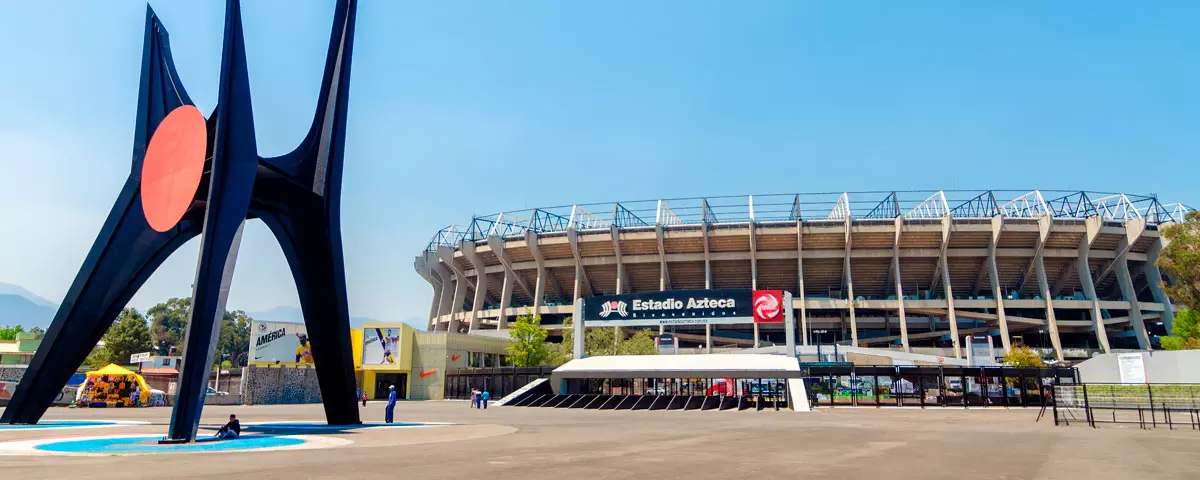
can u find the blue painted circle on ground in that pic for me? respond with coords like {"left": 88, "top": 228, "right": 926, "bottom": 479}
{"left": 0, "top": 420, "right": 121, "bottom": 430}
{"left": 34, "top": 435, "right": 305, "bottom": 454}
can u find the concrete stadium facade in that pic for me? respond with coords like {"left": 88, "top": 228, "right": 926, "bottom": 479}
{"left": 415, "top": 190, "right": 1194, "bottom": 361}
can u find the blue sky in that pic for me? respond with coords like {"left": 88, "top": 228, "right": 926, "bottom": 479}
{"left": 1, "top": 1, "right": 1197, "bottom": 327}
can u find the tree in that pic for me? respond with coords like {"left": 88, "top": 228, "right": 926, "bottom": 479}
{"left": 0, "top": 324, "right": 24, "bottom": 341}
{"left": 89, "top": 308, "right": 153, "bottom": 367}
{"left": 218, "top": 310, "right": 252, "bottom": 367}
{"left": 147, "top": 297, "right": 191, "bottom": 356}
{"left": 1160, "top": 308, "right": 1200, "bottom": 350}
{"left": 1002, "top": 345, "right": 1045, "bottom": 368}
{"left": 506, "top": 314, "right": 551, "bottom": 367}
{"left": 619, "top": 329, "right": 657, "bottom": 355}
{"left": 553, "top": 316, "right": 658, "bottom": 363}
{"left": 29, "top": 326, "right": 45, "bottom": 339}
{"left": 1158, "top": 210, "right": 1200, "bottom": 310}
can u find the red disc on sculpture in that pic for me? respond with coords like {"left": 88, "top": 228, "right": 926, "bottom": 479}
{"left": 140, "top": 105, "right": 207, "bottom": 232}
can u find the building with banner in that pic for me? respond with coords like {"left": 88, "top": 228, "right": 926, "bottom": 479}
{"left": 349, "top": 324, "right": 510, "bottom": 401}
{"left": 415, "top": 190, "right": 1193, "bottom": 362}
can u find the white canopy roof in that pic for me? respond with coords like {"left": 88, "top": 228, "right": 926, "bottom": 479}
{"left": 552, "top": 354, "right": 800, "bottom": 379}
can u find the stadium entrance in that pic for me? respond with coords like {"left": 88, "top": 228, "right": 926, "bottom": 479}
{"left": 372, "top": 373, "right": 407, "bottom": 400}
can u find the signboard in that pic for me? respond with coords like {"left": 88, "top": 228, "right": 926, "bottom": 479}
{"left": 1117, "top": 353, "right": 1147, "bottom": 385}
{"left": 656, "top": 333, "right": 678, "bottom": 355}
{"left": 752, "top": 290, "right": 784, "bottom": 323}
{"left": 129, "top": 352, "right": 152, "bottom": 364}
{"left": 582, "top": 289, "right": 760, "bottom": 327}
{"left": 249, "top": 321, "right": 313, "bottom": 365}
{"left": 362, "top": 327, "right": 402, "bottom": 366}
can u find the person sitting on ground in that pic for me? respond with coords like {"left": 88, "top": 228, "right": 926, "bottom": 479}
{"left": 216, "top": 414, "right": 241, "bottom": 440}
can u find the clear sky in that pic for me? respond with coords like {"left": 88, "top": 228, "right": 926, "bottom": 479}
{"left": 1, "top": 1, "right": 1197, "bottom": 327}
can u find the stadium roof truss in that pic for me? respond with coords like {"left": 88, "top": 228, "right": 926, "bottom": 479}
{"left": 425, "top": 190, "right": 1195, "bottom": 252}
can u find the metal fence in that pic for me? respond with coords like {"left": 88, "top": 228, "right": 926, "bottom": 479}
{"left": 1053, "top": 384, "right": 1200, "bottom": 430}
{"left": 444, "top": 367, "right": 555, "bottom": 400}
{"left": 802, "top": 365, "right": 1077, "bottom": 408}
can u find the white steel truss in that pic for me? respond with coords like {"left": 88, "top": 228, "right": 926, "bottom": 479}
{"left": 826, "top": 193, "right": 851, "bottom": 220}
{"left": 904, "top": 191, "right": 950, "bottom": 219}
{"left": 999, "top": 190, "right": 1049, "bottom": 218}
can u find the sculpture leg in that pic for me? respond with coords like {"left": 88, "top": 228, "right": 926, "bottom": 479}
{"left": 260, "top": 206, "right": 360, "bottom": 425}
{"left": 1, "top": 184, "right": 200, "bottom": 424}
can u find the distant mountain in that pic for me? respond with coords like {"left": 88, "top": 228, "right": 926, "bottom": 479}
{"left": 243, "top": 306, "right": 425, "bottom": 331}
{"left": 0, "top": 294, "right": 56, "bottom": 329}
{"left": 0, "top": 282, "right": 55, "bottom": 307}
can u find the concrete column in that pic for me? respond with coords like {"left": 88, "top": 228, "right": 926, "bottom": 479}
{"left": 427, "top": 279, "right": 443, "bottom": 330}
{"left": 797, "top": 221, "right": 808, "bottom": 345}
{"left": 986, "top": 215, "right": 1012, "bottom": 353}
{"left": 753, "top": 323, "right": 760, "bottom": 348}
{"left": 892, "top": 218, "right": 909, "bottom": 352}
{"left": 498, "top": 271, "right": 514, "bottom": 330}
{"left": 532, "top": 266, "right": 546, "bottom": 313}
{"left": 938, "top": 216, "right": 961, "bottom": 358}
{"left": 1034, "top": 253, "right": 1064, "bottom": 362}
{"left": 703, "top": 226, "right": 712, "bottom": 289}
{"left": 844, "top": 218, "right": 858, "bottom": 347}
{"left": 611, "top": 226, "right": 628, "bottom": 295}
{"left": 656, "top": 226, "right": 670, "bottom": 290}
{"left": 705, "top": 323, "right": 712, "bottom": 353}
{"left": 449, "top": 276, "right": 468, "bottom": 333}
{"left": 414, "top": 256, "right": 443, "bottom": 329}
{"left": 749, "top": 222, "right": 758, "bottom": 290}
{"left": 462, "top": 242, "right": 488, "bottom": 334}
{"left": 431, "top": 260, "right": 455, "bottom": 331}
{"left": 1145, "top": 238, "right": 1176, "bottom": 333}
{"left": 1114, "top": 257, "right": 1151, "bottom": 350}
{"left": 1078, "top": 217, "right": 1111, "bottom": 353}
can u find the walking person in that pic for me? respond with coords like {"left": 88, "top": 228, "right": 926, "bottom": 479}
{"left": 470, "top": 388, "right": 479, "bottom": 409}
{"left": 385, "top": 385, "right": 397, "bottom": 424}
{"left": 361, "top": 389, "right": 368, "bottom": 407}
{"left": 481, "top": 390, "right": 490, "bottom": 409}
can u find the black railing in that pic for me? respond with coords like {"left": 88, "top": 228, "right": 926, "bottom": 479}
{"left": 1053, "top": 383, "right": 1200, "bottom": 430}
{"left": 801, "top": 365, "right": 1077, "bottom": 408}
{"left": 444, "top": 367, "right": 555, "bottom": 400}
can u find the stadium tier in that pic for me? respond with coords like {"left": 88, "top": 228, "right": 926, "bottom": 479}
{"left": 415, "top": 190, "right": 1194, "bottom": 360}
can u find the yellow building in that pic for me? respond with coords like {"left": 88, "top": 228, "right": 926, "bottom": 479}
{"left": 353, "top": 324, "right": 510, "bottom": 401}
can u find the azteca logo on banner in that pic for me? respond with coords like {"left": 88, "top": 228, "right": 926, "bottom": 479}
{"left": 599, "top": 300, "right": 628, "bottom": 318}
{"left": 752, "top": 290, "right": 783, "bottom": 323}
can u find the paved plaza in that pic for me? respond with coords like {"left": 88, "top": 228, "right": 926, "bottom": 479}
{"left": 2, "top": 402, "right": 1198, "bottom": 479}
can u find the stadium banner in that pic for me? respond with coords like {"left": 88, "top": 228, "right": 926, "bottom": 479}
{"left": 249, "top": 321, "right": 313, "bottom": 365}
{"left": 583, "top": 289, "right": 787, "bottom": 327}
{"left": 362, "top": 327, "right": 402, "bottom": 366}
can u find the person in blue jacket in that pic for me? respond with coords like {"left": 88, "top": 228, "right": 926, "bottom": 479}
{"left": 480, "top": 390, "right": 490, "bottom": 409}
{"left": 385, "top": 385, "right": 397, "bottom": 424}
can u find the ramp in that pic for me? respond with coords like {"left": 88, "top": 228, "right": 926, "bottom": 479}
{"left": 495, "top": 378, "right": 550, "bottom": 407}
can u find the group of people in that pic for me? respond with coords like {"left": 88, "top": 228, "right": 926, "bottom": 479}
{"left": 469, "top": 387, "right": 490, "bottom": 409}
{"left": 79, "top": 375, "right": 140, "bottom": 407}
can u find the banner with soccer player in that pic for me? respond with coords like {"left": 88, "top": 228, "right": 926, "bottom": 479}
{"left": 362, "top": 327, "right": 401, "bottom": 365}
{"left": 250, "top": 321, "right": 313, "bottom": 365}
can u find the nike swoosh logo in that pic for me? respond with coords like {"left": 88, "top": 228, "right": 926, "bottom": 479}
{"left": 419, "top": 370, "right": 437, "bottom": 378}
{"left": 451, "top": 355, "right": 461, "bottom": 361}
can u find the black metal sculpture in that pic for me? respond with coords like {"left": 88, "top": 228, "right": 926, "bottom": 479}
{"left": 0, "top": 0, "right": 361, "bottom": 442}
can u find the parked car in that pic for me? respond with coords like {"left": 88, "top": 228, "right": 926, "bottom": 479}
{"left": 206, "top": 387, "right": 228, "bottom": 396}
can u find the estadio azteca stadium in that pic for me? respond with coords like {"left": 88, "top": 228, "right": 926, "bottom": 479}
{"left": 415, "top": 190, "right": 1193, "bottom": 361}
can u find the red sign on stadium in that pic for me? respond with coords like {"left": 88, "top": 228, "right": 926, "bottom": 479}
{"left": 752, "top": 290, "right": 783, "bottom": 323}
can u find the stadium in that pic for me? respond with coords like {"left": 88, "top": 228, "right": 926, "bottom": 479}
{"left": 415, "top": 190, "right": 1193, "bottom": 362}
